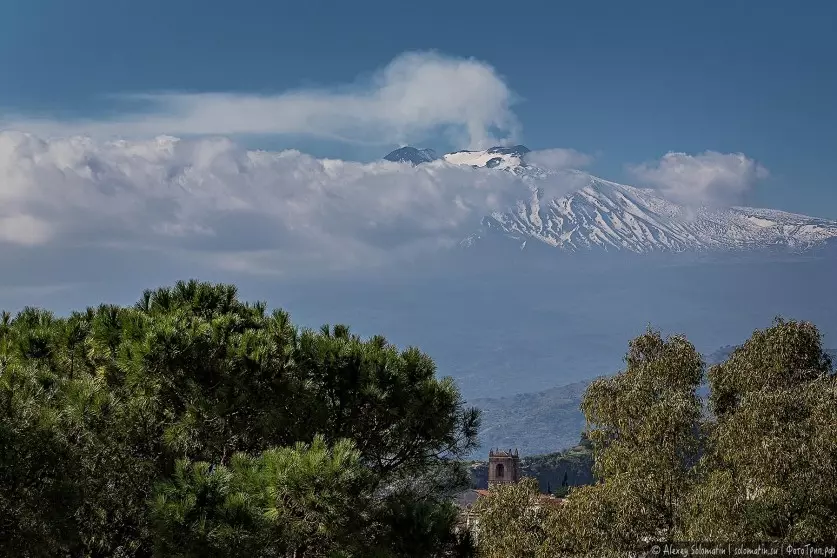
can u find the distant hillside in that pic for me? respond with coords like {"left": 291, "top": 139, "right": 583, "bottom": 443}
{"left": 469, "top": 436, "right": 594, "bottom": 493}
{"left": 471, "top": 380, "right": 588, "bottom": 457}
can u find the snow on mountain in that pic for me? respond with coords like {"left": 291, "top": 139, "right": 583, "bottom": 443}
{"left": 463, "top": 175, "right": 837, "bottom": 253}
{"left": 382, "top": 144, "right": 837, "bottom": 254}
{"left": 443, "top": 145, "right": 531, "bottom": 170}
{"left": 445, "top": 145, "right": 837, "bottom": 254}
{"left": 383, "top": 146, "right": 438, "bottom": 165}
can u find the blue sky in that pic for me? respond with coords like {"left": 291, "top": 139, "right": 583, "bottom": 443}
{"left": 2, "top": 0, "right": 836, "bottom": 217}
{"left": 3, "top": 0, "right": 837, "bottom": 393}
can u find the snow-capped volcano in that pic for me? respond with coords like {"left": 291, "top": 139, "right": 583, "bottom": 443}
{"left": 464, "top": 174, "right": 837, "bottom": 253}
{"left": 386, "top": 145, "right": 837, "bottom": 254}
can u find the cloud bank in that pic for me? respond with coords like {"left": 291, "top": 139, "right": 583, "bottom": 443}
{"left": 0, "top": 131, "right": 561, "bottom": 277}
{"left": 629, "top": 151, "right": 769, "bottom": 206}
{"left": 4, "top": 52, "right": 519, "bottom": 150}
{"left": 0, "top": 131, "right": 773, "bottom": 281}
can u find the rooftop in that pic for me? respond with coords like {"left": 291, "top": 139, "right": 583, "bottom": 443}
{"left": 488, "top": 448, "right": 519, "bottom": 458}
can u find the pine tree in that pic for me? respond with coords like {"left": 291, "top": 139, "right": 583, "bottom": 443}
{"left": 0, "top": 280, "right": 480, "bottom": 557}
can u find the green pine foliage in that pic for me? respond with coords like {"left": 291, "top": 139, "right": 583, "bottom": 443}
{"left": 4, "top": 282, "right": 835, "bottom": 555}
{"left": 0, "top": 281, "right": 479, "bottom": 557}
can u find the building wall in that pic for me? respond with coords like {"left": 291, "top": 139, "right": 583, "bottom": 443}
{"left": 487, "top": 452, "right": 520, "bottom": 486}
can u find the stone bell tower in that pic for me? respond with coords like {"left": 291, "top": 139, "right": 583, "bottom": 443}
{"left": 487, "top": 448, "right": 520, "bottom": 487}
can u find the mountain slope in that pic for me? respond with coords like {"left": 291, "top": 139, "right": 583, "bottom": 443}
{"left": 437, "top": 145, "right": 837, "bottom": 254}
{"left": 466, "top": 175, "right": 837, "bottom": 253}
{"left": 381, "top": 144, "right": 837, "bottom": 254}
{"left": 383, "top": 146, "right": 438, "bottom": 165}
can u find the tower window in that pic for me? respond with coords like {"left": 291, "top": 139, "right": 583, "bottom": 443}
{"left": 496, "top": 463, "right": 505, "bottom": 479}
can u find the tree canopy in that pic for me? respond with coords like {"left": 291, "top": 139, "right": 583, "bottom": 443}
{"left": 4, "top": 282, "right": 835, "bottom": 555}
{"left": 687, "top": 318, "right": 837, "bottom": 540}
{"left": 472, "top": 477, "right": 556, "bottom": 558}
{"left": 549, "top": 329, "right": 704, "bottom": 553}
{"left": 0, "top": 280, "right": 479, "bottom": 557}
{"left": 474, "top": 319, "right": 837, "bottom": 556}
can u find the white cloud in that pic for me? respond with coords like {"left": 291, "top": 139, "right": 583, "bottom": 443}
{"left": 0, "top": 131, "right": 550, "bottom": 275}
{"left": 3, "top": 52, "right": 518, "bottom": 150}
{"left": 0, "top": 215, "right": 53, "bottom": 245}
{"left": 628, "top": 151, "right": 769, "bottom": 206}
{"left": 527, "top": 148, "right": 593, "bottom": 170}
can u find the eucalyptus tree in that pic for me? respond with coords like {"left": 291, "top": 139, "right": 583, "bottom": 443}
{"left": 548, "top": 328, "right": 704, "bottom": 553}
{"left": 685, "top": 318, "right": 837, "bottom": 540}
{"left": 473, "top": 477, "right": 555, "bottom": 558}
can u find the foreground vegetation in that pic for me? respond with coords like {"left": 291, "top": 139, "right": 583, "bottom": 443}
{"left": 0, "top": 281, "right": 479, "bottom": 557}
{"left": 2, "top": 280, "right": 835, "bottom": 556}
{"left": 475, "top": 319, "right": 837, "bottom": 556}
